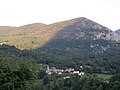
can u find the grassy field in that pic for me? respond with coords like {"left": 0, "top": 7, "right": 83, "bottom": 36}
{"left": 95, "top": 73, "right": 113, "bottom": 80}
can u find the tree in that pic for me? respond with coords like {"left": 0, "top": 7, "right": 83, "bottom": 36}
{"left": 0, "top": 59, "right": 37, "bottom": 90}
{"left": 43, "top": 76, "right": 49, "bottom": 85}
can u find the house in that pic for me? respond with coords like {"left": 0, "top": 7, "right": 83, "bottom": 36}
{"left": 104, "top": 79, "right": 109, "bottom": 84}
{"left": 63, "top": 76, "right": 70, "bottom": 79}
{"left": 73, "top": 71, "right": 79, "bottom": 74}
{"left": 78, "top": 72, "right": 84, "bottom": 76}
{"left": 45, "top": 66, "right": 85, "bottom": 76}
{"left": 65, "top": 68, "right": 74, "bottom": 73}
{"left": 80, "top": 66, "right": 83, "bottom": 69}
{"left": 46, "top": 66, "right": 64, "bottom": 75}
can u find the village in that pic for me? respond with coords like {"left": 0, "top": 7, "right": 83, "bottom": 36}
{"left": 45, "top": 65, "right": 85, "bottom": 77}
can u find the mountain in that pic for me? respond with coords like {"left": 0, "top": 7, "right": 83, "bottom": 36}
{"left": 0, "top": 17, "right": 120, "bottom": 50}
{"left": 115, "top": 29, "right": 120, "bottom": 35}
{"left": 1, "top": 17, "right": 120, "bottom": 73}
{"left": 37, "top": 17, "right": 120, "bottom": 54}
{"left": 0, "top": 18, "right": 84, "bottom": 49}
{"left": 0, "top": 23, "right": 47, "bottom": 49}
{"left": 29, "top": 17, "right": 120, "bottom": 70}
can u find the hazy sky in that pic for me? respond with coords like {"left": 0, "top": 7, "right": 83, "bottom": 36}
{"left": 0, "top": 0, "right": 120, "bottom": 31}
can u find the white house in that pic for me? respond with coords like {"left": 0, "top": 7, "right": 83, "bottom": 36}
{"left": 78, "top": 72, "right": 84, "bottom": 76}
{"left": 65, "top": 68, "right": 74, "bottom": 72}
{"left": 73, "top": 71, "right": 79, "bottom": 74}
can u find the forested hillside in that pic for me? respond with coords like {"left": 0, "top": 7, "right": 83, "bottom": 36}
{"left": 1, "top": 17, "right": 120, "bottom": 90}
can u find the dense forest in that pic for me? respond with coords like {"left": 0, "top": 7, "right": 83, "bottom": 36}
{"left": 1, "top": 58, "right": 120, "bottom": 90}
{"left": 0, "top": 44, "right": 120, "bottom": 90}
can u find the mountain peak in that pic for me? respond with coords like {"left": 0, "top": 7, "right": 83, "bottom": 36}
{"left": 53, "top": 17, "right": 120, "bottom": 42}
{"left": 75, "top": 17, "right": 109, "bottom": 30}
{"left": 0, "top": 17, "right": 120, "bottom": 49}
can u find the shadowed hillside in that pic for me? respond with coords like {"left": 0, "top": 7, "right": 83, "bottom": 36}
{"left": 115, "top": 29, "right": 120, "bottom": 35}
{"left": 29, "top": 18, "right": 120, "bottom": 71}
{"left": 37, "top": 17, "right": 120, "bottom": 53}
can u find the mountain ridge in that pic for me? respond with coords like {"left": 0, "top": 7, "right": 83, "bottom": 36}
{"left": 0, "top": 17, "right": 120, "bottom": 49}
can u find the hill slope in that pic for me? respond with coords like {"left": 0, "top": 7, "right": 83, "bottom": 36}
{"left": 0, "top": 23, "right": 47, "bottom": 49}
{"left": 0, "top": 19, "right": 80, "bottom": 49}
{"left": 28, "top": 17, "right": 120, "bottom": 72}
{"left": 0, "top": 17, "right": 120, "bottom": 50}
{"left": 37, "top": 17, "right": 120, "bottom": 54}
{"left": 1, "top": 17, "right": 120, "bottom": 73}
{"left": 115, "top": 29, "right": 120, "bottom": 35}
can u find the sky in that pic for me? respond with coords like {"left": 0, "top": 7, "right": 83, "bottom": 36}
{"left": 0, "top": 0, "right": 120, "bottom": 31}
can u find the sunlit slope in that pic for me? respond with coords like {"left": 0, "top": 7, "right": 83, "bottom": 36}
{"left": 0, "top": 18, "right": 81, "bottom": 49}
